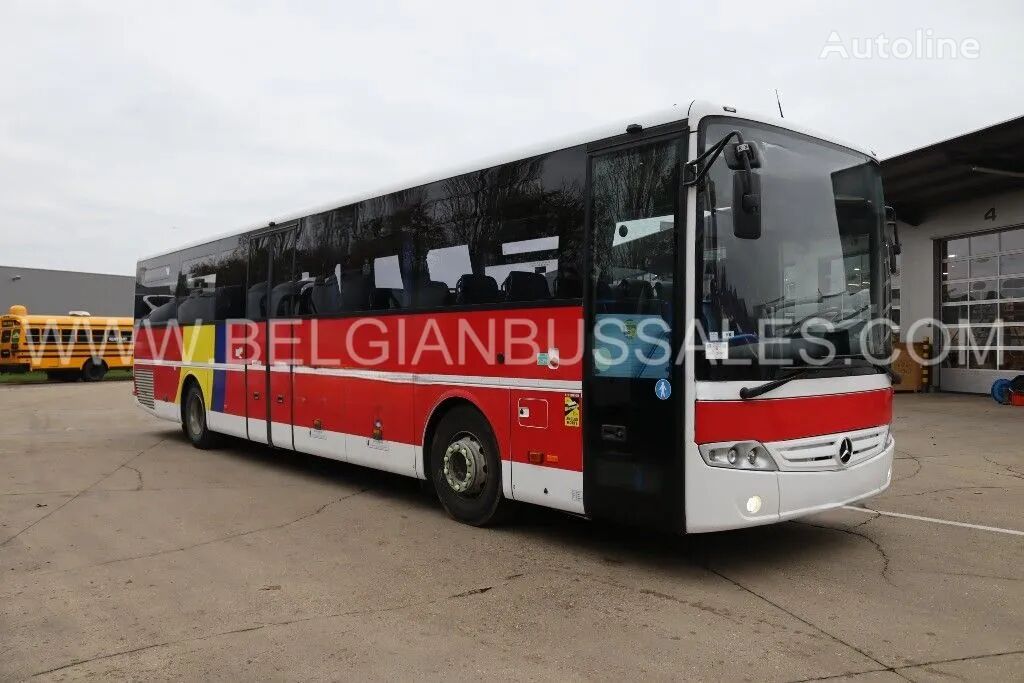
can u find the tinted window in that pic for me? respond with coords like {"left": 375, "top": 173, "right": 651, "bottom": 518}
{"left": 135, "top": 254, "right": 180, "bottom": 323}
{"left": 351, "top": 193, "right": 418, "bottom": 311}
{"left": 176, "top": 236, "right": 248, "bottom": 323}
{"left": 214, "top": 241, "right": 247, "bottom": 320}
{"left": 269, "top": 227, "right": 298, "bottom": 317}
{"left": 294, "top": 208, "right": 354, "bottom": 315}
{"left": 246, "top": 235, "right": 271, "bottom": 320}
{"left": 415, "top": 146, "right": 586, "bottom": 307}
{"left": 178, "top": 250, "right": 219, "bottom": 325}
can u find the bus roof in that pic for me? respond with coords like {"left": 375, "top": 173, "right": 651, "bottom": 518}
{"left": 140, "top": 99, "right": 877, "bottom": 262}
{"left": 2, "top": 308, "right": 132, "bottom": 326}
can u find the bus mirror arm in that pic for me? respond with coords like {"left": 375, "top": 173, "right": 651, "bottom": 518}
{"left": 683, "top": 130, "right": 755, "bottom": 188}
{"left": 683, "top": 130, "right": 763, "bottom": 240}
{"left": 885, "top": 205, "right": 901, "bottom": 274}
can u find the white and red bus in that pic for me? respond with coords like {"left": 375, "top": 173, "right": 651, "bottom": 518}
{"left": 133, "top": 100, "right": 896, "bottom": 533}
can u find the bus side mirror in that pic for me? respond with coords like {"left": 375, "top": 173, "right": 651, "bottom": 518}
{"left": 732, "top": 170, "right": 762, "bottom": 240}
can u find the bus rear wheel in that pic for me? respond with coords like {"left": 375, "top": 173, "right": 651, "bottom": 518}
{"left": 429, "top": 405, "right": 511, "bottom": 527}
{"left": 81, "top": 359, "right": 107, "bottom": 382}
{"left": 183, "top": 383, "right": 219, "bottom": 449}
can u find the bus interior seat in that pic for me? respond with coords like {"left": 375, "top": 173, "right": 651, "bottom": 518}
{"left": 502, "top": 271, "right": 550, "bottom": 302}
{"left": 653, "top": 281, "right": 673, "bottom": 320}
{"left": 615, "top": 278, "right": 657, "bottom": 313}
{"left": 294, "top": 281, "right": 314, "bottom": 315}
{"left": 146, "top": 298, "right": 178, "bottom": 323}
{"left": 418, "top": 280, "right": 452, "bottom": 308}
{"left": 455, "top": 274, "right": 499, "bottom": 305}
{"left": 554, "top": 269, "right": 583, "bottom": 299}
{"left": 246, "top": 283, "right": 268, "bottom": 319}
{"left": 214, "top": 285, "right": 242, "bottom": 320}
{"left": 270, "top": 282, "right": 302, "bottom": 317}
{"left": 370, "top": 287, "right": 399, "bottom": 310}
{"left": 310, "top": 276, "right": 342, "bottom": 315}
{"left": 339, "top": 272, "right": 370, "bottom": 311}
{"left": 178, "top": 292, "right": 215, "bottom": 324}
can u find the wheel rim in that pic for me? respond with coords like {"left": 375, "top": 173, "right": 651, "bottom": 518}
{"left": 442, "top": 434, "right": 487, "bottom": 497}
{"left": 187, "top": 393, "right": 204, "bottom": 437}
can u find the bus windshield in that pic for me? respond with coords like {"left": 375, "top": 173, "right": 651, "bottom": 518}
{"left": 696, "top": 119, "right": 890, "bottom": 380}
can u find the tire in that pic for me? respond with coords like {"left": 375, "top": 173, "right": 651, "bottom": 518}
{"left": 429, "top": 405, "right": 512, "bottom": 526}
{"left": 182, "top": 383, "right": 219, "bottom": 449}
{"left": 81, "top": 359, "right": 107, "bottom": 382}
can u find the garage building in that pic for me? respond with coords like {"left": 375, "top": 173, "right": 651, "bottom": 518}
{"left": 883, "top": 115, "right": 1024, "bottom": 393}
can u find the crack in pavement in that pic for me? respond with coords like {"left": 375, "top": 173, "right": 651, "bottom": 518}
{"left": 29, "top": 573, "right": 522, "bottom": 678}
{"left": 787, "top": 647, "right": 1024, "bottom": 682}
{"left": 795, "top": 519, "right": 896, "bottom": 588}
{"left": 26, "top": 486, "right": 375, "bottom": 577}
{"left": 905, "top": 568, "right": 1023, "bottom": 583}
{"left": 122, "top": 465, "right": 144, "bottom": 491}
{"left": 894, "top": 454, "right": 923, "bottom": 483}
{"left": 0, "top": 439, "right": 167, "bottom": 547}
{"left": 701, "top": 564, "right": 909, "bottom": 681}
{"left": 982, "top": 455, "right": 1024, "bottom": 480}
{"left": 883, "top": 484, "right": 1016, "bottom": 499}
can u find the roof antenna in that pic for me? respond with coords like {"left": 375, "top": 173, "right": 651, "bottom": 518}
{"left": 775, "top": 89, "right": 785, "bottom": 118}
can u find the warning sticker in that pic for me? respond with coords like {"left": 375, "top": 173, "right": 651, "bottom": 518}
{"left": 564, "top": 393, "right": 581, "bottom": 428}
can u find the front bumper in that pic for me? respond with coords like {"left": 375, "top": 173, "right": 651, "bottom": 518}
{"left": 685, "top": 437, "right": 894, "bottom": 533}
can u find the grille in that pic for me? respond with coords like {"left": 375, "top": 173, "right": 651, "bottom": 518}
{"left": 134, "top": 369, "right": 155, "bottom": 409}
{"left": 765, "top": 425, "right": 889, "bottom": 471}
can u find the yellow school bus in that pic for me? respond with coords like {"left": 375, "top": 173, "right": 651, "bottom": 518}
{"left": 0, "top": 305, "right": 134, "bottom": 381}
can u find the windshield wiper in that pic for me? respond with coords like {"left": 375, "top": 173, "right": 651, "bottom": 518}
{"left": 739, "top": 358, "right": 901, "bottom": 400}
{"left": 738, "top": 368, "right": 811, "bottom": 399}
{"left": 738, "top": 359, "right": 853, "bottom": 400}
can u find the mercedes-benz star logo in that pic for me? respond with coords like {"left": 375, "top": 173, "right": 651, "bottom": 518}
{"left": 837, "top": 437, "right": 854, "bottom": 466}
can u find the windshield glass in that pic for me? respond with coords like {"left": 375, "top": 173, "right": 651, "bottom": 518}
{"left": 696, "top": 118, "right": 890, "bottom": 381}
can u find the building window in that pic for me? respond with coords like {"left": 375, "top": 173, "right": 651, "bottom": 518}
{"left": 940, "top": 227, "right": 1024, "bottom": 371}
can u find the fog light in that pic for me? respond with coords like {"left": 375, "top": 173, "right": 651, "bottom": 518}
{"left": 698, "top": 441, "right": 779, "bottom": 471}
{"left": 746, "top": 495, "right": 763, "bottom": 514}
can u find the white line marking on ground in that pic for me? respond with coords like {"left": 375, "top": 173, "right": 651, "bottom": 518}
{"left": 842, "top": 505, "right": 1024, "bottom": 537}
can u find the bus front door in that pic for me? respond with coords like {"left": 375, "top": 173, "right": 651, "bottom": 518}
{"left": 583, "top": 133, "right": 685, "bottom": 530}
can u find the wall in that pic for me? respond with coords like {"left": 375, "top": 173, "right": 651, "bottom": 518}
{"left": 0, "top": 266, "right": 135, "bottom": 317}
{"left": 897, "top": 188, "right": 1024, "bottom": 393}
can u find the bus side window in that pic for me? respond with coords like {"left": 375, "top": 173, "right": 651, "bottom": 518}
{"left": 354, "top": 194, "right": 416, "bottom": 312}
{"left": 294, "top": 208, "right": 353, "bottom": 316}
{"left": 417, "top": 147, "right": 585, "bottom": 307}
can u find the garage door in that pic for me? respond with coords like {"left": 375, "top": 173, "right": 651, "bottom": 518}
{"left": 939, "top": 226, "right": 1024, "bottom": 393}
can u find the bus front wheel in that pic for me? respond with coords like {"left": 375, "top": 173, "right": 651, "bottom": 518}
{"left": 429, "top": 405, "right": 512, "bottom": 527}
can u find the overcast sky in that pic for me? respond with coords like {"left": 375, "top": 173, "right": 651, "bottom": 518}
{"left": 1, "top": 0, "right": 1021, "bottom": 275}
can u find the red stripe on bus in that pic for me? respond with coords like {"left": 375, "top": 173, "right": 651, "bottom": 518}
{"left": 694, "top": 389, "right": 893, "bottom": 444}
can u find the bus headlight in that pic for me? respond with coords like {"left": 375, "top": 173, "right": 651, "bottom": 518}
{"left": 699, "top": 441, "right": 778, "bottom": 471}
